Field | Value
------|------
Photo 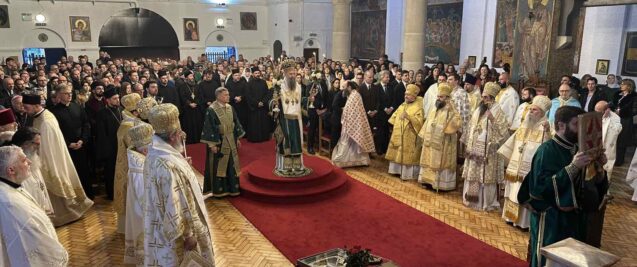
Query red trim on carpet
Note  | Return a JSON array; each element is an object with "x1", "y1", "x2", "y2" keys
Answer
[{"x1": 188, "y1": 140, "x2": 527, "y2": 267}]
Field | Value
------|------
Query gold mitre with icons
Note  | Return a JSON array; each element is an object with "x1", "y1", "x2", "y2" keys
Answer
[
  {"x1": 483, "y1": 82, "x2": 500, "y2": 97},
  {"x1": 406, "y1": 84, "x2": 420, "y2": 96},
  {"x1": 531, "y1": 95, "x2": 552, "y2": 113},
  {"x1": 128, "y1": 122, "x2": 154, "y2": 149},
  {"x1": 137, "y1": 97, "x2": 158, "y2": 120},
  {"x1": 281, "y1": 59, "x2": 296, "y2": 70},
  {"x1": 149, "y1": 103, "x2": 181, "y2": 134},
  {"x1": 121, "y1": 93, "x2": 142, "y2": 112},
  {"x1": 437, "y1": 82, "x2": 452, "y2": 97}
]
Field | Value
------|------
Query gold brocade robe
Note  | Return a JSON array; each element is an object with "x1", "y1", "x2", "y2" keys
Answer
[
  {"x1": 114, "y1": 110, "x2": 141, "y2": 215},
  {"x1": 461, "y1": 103, "x2": 510, "y2": 185},
  {"x1": 418, "y1": 103, "x2": 461, "y2": 171},
  {"x1": 385, "y1": 97, "x2": 424, "y2": 165},
  {"x1": 467, "y1": 89, "x2": 481, "y2": 113},
  {"x1": 143, "y1": 136, "x2": 214, "y2": 266}
]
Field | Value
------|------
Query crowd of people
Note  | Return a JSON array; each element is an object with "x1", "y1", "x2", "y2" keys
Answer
[{"x1": 0, "y1": 50, "x2": 636, "y2": 266}]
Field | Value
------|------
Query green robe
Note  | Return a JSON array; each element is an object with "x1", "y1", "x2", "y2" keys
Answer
[
  {"x1": 200, "y1": 101, "x2": 245, "y2": 197},
  {"x1": 518, "y1": 135, "x2": 608, "y2": 267}
]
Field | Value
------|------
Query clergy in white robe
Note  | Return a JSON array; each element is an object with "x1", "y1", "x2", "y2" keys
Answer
[
  {"x1": 497, "y1": 96, "x2": 551, "y2": 228},
  {"x1": 331, "y1": 83, "x2": 375, "y2": 167},
  {"x1": 144, "y1": 104, "x2": 214, "y2": 266},
  {"x1": 22, "y1": 93, "x2": 93, "y2": 226},
  {"x1": 124, "y1": 123, "x2": 153, "y2": 265},
  {"x1": 595, "y1": 101, "x2": 622, "y2": 179},
  {"x1": 418, "y1": 83, "x2": 461, "y2": 190},
  {"x1": 422, "y1": 76, "x2": 446, "y2": 119},
  {"x1": 10, "y1": 127, "x2": 53, "y2": 215},
  {"x1": 462, "y1": 82, "x2": 510, "y2": 211},
  {"x1": 0, "y1": 146, "x2": 68, "y2": 266},
  {"x1": 495, "y1": 73, "x2": 520, "y2": 126}
]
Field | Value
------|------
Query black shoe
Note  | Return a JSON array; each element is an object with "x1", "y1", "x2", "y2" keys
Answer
[{"x1": 308, "y1": 147, "x2": 315, "y2": 154}]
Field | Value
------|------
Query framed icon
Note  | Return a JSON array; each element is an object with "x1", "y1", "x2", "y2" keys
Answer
[{"x1": 595, "y1": 59, "x2": 609, "y2": 75}]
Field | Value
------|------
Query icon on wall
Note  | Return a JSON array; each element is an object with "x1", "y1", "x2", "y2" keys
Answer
[
  {"x1": 596, "y1": 59, "x2": 609, "y2": 75},
  {"x1": 70, "y1": 16, "x2": 91, "y2": 42},
  {"x1": 240, "y1": 12, "x2": 257, "y2": 31},
  {"x1": 0, "y1": 5, "x2": 10, "y2": 28},
  {"x1": 184, "y1": 18, "x2": 199, "y2": 41}
]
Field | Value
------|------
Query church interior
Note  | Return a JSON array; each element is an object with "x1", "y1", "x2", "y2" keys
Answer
[{"x1": 1, "y1": 0, "x2": 637, "y2": 266}]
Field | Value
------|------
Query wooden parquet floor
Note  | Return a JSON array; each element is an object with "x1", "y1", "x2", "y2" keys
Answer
[{"x1": 58, "y1": 153, "x2": 637, "y2": 267}]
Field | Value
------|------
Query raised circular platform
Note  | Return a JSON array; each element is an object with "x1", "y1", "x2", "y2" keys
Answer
[{"x1": 239, "y1": 156, "x2": 348, "y2": 201}]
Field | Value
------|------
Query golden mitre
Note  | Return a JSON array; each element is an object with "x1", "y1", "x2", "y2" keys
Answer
[
  {"x1": 148, "y1": 103, "x2": 181, "y2": 134},
  {"x1": 128, "y1": 122, "x2": 154, "y2": 149},
  {"x1": 531, "y1": 95, "x2": 551, "y2": 113},
  {"x1": 121, "y1": 93, "x2": 142, "y2": 112},
  {"x1": 137, "y1": 97, "x2": 158, "y2": 120},
  {"x1": 281, "y1": 59, "x2": 296, "y2": 70},
  {"x1": 438, "y1": 82, "x2": 452, "y2": 97},
  {"x1": 406, "y1": 84, "x2": 420, "y2": 96},
  {"x1": 483, "y1": 82, "x2": 500, "y2": 97}
]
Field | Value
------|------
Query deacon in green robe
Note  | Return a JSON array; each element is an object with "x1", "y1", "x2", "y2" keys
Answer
[
  {"x1": 200, "y1": 87, "x2": 245, "y2": 197},
  {"x1": 518, "y1": 106, "x2": 608, "y2": 267}
]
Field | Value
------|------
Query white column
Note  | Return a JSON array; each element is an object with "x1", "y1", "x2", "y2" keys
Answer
[
  {"x1": 401, "y1": 0, "x2": 427, "y2": 70},
  {"x1": 331, "y1": 0, "x2": 352, "y2": 62}
]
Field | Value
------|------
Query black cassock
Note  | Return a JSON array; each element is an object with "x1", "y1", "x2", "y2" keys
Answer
[
  {"x1": 158, "y1": 82, "x2": 181, "y2": 107},
  {"x1": 245, "y1": 77, "x2": 271, "y2": 142},
  {"x1": 226, "y1": 78, "x2": 249, "y2": 133},
  {"x1": 178, "y1": 79, "x2": 205, "y2": 144},
  {"x1": 51, "y1": 102, "x2": 94, "y2": 199},
  {"x1": 199, "y1": 79, "x2": 221, "y2": 106},
  {"x1": 95, "y1": 105, "x2": 122, "y2": 200}
]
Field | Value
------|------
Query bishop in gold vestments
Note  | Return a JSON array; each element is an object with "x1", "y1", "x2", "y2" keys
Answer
[
  {"x1": 418, "y1": 83, "x2": 461, "y2": 190},
  {"x1": 114, "y1": 93, "x2": 142, "y2": 233},
  {"x1": 461, "y1": 82, "x2": 510, "y2": 211},
  {"x1": 386, "y1": 84, "x2": 424, "y2": 180},
  {"x1": 497, "y1": 95, "x2": 552, "y2": 228}
]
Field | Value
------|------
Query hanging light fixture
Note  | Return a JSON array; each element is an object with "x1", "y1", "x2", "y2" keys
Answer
[{"x1": 35, "y1": 14, "x2": 46, "y2": 23}]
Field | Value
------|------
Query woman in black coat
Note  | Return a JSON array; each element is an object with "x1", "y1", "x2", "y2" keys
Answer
[{"x1": 611, "y1": 79, "x2": 637, "y2": 165}]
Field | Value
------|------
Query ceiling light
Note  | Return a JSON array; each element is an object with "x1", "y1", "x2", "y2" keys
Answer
[
  {"x1": 35, "y1": 14, "x2": 46, "y2": 23},
  {"x1": 216, "y1": 18, "x2": 225, "y2": 26}
]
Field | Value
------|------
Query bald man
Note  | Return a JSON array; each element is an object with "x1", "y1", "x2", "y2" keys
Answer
[
  {"x1": 596, "y1": 101, "x2": 622, "y2": 178},
  {"x1": 548, "y1": 84, "x2": 581, "y2": 129}
]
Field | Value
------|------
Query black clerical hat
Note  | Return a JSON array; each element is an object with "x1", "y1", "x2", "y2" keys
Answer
[
  {"x1": 21, "y1": 94, "x2": 41, "y2": 105},
  {"x1": 464, "y1": 74, "x2": 477, "y2": 85},
  {"x1": 182, "y1": 70, "x2": 193, "y2": 77},
  {"x1": 231, "y1": 68, "x2": 240, "y2": 74},
  {"x1": 104, "y1": 87, "x2": 118, "y2": 99}
]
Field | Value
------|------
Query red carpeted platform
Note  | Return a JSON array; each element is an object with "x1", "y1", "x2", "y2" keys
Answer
[{"x1": 188, "y1": 140, "x2": 527, "y2": 267}]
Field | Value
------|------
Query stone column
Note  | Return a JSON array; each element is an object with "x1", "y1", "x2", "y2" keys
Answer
[
  {"x1": 332, "y1": 0, "x2": 352, "y2": 62},
  {"x1": 401, "y1": 0, "x2": 427, "y2": 70}
]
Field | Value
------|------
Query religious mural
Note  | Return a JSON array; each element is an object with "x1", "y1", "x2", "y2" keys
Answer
[
  {"x1": 492, "y1": 0, "x2": 518, "y2": 68},
  {"x1": 70, "y1": 16, "x2": 91, "y2": 42},
  {"x1": 622, "y1": 32, "x2": 637, "y2": 77},
  {"x1": 350, "y1": 0, "x2": 387, "y2": 60},
  {"x1": 510, "y1": 0, "x2": 555, "y2": 81},
  {"x1": 424, "y1": 2, "x2": 463, "y2": 65},
  {"x1": 240, "y1": 12, "x2": 258, "y2": 31},
  {"x1": 183, "y1": 18, "x2": 200, "y2": 41}
]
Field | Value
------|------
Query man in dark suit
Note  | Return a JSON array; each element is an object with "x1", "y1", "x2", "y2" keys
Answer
[
  {"x1": 393, "y1": 70, "x2": 410, "y2": 108},
  {"x1": 306, "y1": 72, "x2": 329, "y2": 154},
  {"x1": 1, "y1": 78, "x2": 15, "y2": 108},
  {"x1": 359, "y1": 70, "x2": 379, "y2": 143},
  {"x1": 374, "y1": 70, "x2": 394, "y2": 155},
  {"x1": 157, "y1": 70, "x2": 180, "y2": 107},
  {"x1": 579, "y1": 77, "x2": 608, "y2": 112}
]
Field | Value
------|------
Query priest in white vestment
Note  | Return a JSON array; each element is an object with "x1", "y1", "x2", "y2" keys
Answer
[
  {"x1": 143, "y1": 104, "x2": 214, "y2": 266},
  {"x1": 10, "y1": 127, "x2": 54, "y2": 215},
  {"x1": 495, "y1": 73, "x2": 520, "y2": 126},
  {"x1": 124, "y1": 123, "x2": 153, "y2": 265},
  {"x1": 510, "y1": 87, "x2": 536, "y2": 131},
  {"x1": 595, "y1": 101, "x2": 622, "y2": 179},
  {"x1": 22, "y1": 93, "x2": 93, "y2": 226},
  {"x1": 497, "y1": 96, "x2": 551, "y2": 228},
  {"x1": 422, "y1": 75, "x2": 447, "y2": 119},
  {"x1": 462, "y1": 82, "x2": 510, "y2": 211},
  {"x1": 331, "y1": 81, "x2": 375, "y2": 167},
  {"x1": 0, "y1": 146, "x2": 68, "y2": 266}
]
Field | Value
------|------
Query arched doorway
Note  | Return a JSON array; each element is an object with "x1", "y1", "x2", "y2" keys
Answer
[
  {"x1": 21, "y1": 28, "x2": 67, "y2": 66},
  {"x1": 99, "y1": 8, "x2": 179, "y2": 59},
  {"x1": 273, "y1": 40, "x2": 283, "y2": 60},
  {"x1": 204, "y1": 30, "x2": 237, "y2": 62}
]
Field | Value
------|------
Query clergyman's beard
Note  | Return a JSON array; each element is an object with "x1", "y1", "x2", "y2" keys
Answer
[
  {"x1": 435, "y1": 99, "x2": 446, "y2": 109},
  {"x1": 285, "y1": 77, "x2": 296, "y2": 90},
  {"x1": 564, "y1": 126, "x2": 578, "y2": 144},
  {"x1": 479, "y1": 101, "x2": 489, "y2": 117},
  {"x1": 521, "y1": 96, "x2": 532, "y2": 104}
]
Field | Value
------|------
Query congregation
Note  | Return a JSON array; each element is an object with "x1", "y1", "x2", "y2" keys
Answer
[{"x1": 0, "y1": 50, "x2": 636, "y2": 266}]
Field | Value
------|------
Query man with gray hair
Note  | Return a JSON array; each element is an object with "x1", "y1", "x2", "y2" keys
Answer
[
  {"x1": 0, "y1": 145, "x2": 68, "y2": 266},
  {"x1": 201, "y1": 87, "x2": 245, "y2": 198}
]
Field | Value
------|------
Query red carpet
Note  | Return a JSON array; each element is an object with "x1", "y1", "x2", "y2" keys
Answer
[{"x1": 188, "y1": 140, "x2": 527, "y2": 267}]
